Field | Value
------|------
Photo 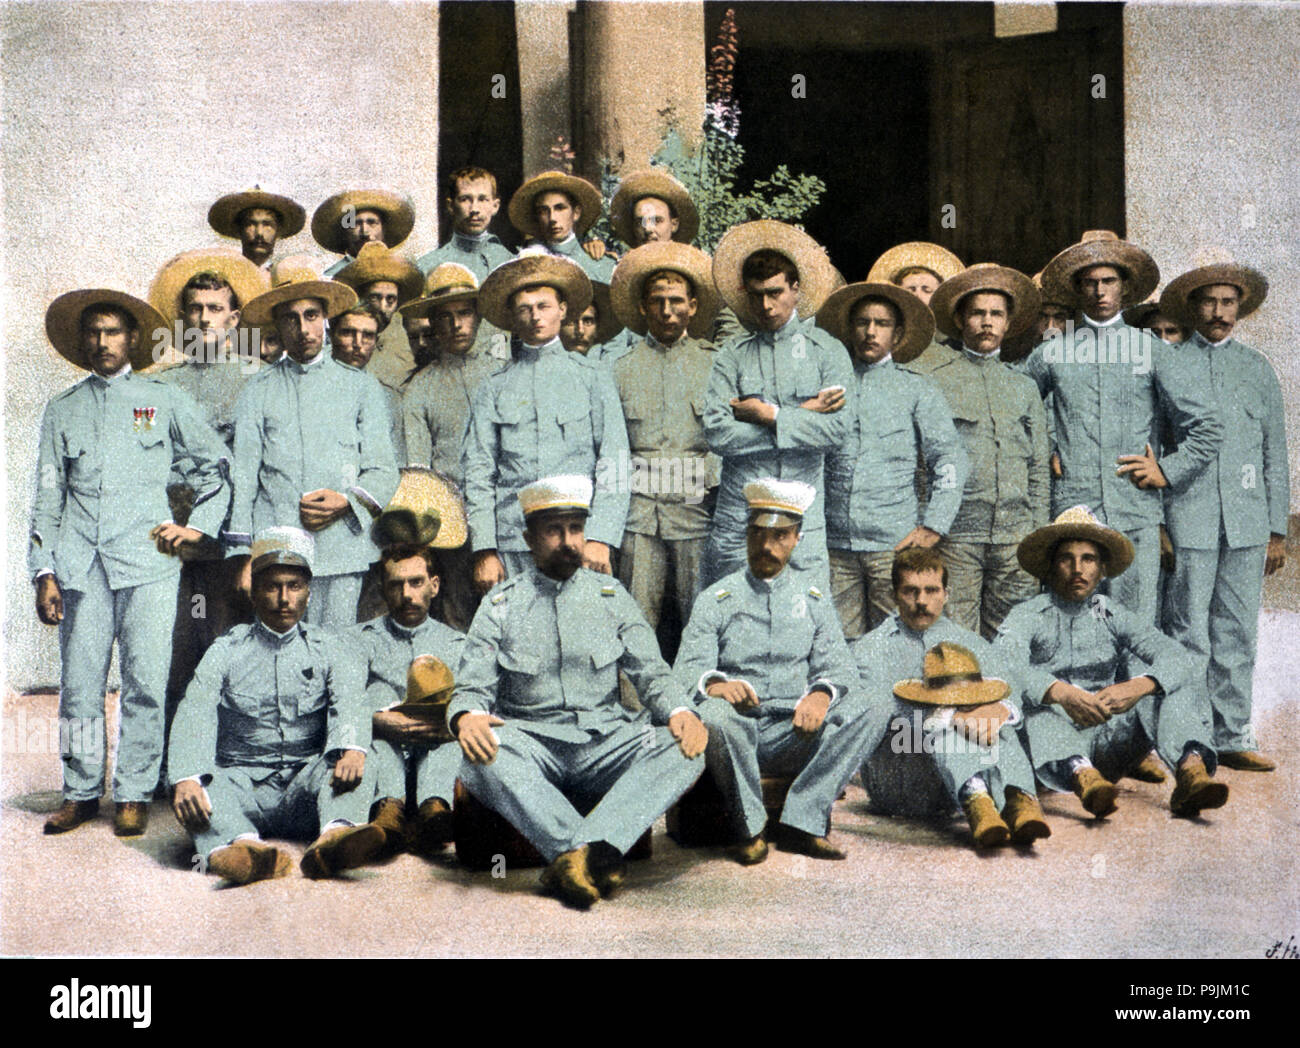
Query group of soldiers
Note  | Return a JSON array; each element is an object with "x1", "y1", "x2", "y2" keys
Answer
[{"x1": 27, "y1": 161, "x2": 1289, "y2": 907}]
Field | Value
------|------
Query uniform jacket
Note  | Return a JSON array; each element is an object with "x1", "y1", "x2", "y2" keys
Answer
[
  {"x1": 416, "y1": 232, "x2": 515, "y2": 281},
  {"x1": 350, "y1": 613, "x2": 466, "y2": 713},
  {"x1": 542, "y1": 235, "x2": 616, "y2": 282},
  {"x1": 402, "y1": 345, "x2": 503, "y2": 484}
]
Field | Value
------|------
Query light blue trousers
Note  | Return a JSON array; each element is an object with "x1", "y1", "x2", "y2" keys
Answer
[{"x1": 369, "y1": 738, "x2": 463, "y2": 806}]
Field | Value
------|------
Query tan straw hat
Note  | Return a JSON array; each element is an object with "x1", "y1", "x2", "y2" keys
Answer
[
  {"x1": 208, "y1": 186, "x2": 306, "y2": 240},
  {"x1": 609, "y1": 168, "x2": 699, "y2": 247},
  {"x1": 147, "y1": 247, "x2": 269, "y2": 325},
  {"x1": 45, "y1": 289, "x2": 170, "y2": 372},
  {"x1": 893, "y1": 643, "x2": 1011, "y2": 708},
  {"x1": 929, "y1": 263, "x2": 1041, "y2": 340},
  {"x1": 311, "y1": 188, "x2": 416, "y2": 254},
  {"x1": 478, "y1": 252, "x2": 592, "y2": 332},
  {"x1": 239, "y1": 254, "x2": 357, "y2": 327},
  {"x1": 1040, "y1": 230, "x2": 1159, "y2": 309},
  {"x1": 1159, "y1": 247, "x2": 1268, "y2": 327},
  {"x1": 400, "y1": 655, "x2": 457, "y2": 742},
  {"x1": 609, "y1": 241, "x2": 718, "y2": 338},
  {"x1": 712, "y1": 220, "x2": 837, "y2": 330},
  {"x1": 375, "y1": 467, "x2": 468, "y2": 550},
  {"x1": 334, "y1": 242, "x2": 424, "y2": 307},
  {"x1": 1017, "y1": 504, "x2": 1135, "y2": 582},
  {"x1": 508, "y1": 170, "x2": 604, "y2": 239},
  {"x1": 815, "y1": 281, "x2": 936, "y2": 365},
  {"x1": 866, "y1": 241, "x2": 965, "y2": 286},
  {"x1": 400, "y1": 263, "x2": 480, "y2": 322}
]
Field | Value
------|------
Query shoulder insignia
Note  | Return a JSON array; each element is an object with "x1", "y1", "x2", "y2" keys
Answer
[
  {"x1": 490, "y1": 591, "x2": 508, "y2": 605},
  {"x1": 601, "y1": 585, "x2": 617, "y2": 597},
  {"x1": 808, "y1": 586, "x2": 823, "y2": 600},
  {"x1": 715, "y1": 588, "x2": 731, "y2": 601}
]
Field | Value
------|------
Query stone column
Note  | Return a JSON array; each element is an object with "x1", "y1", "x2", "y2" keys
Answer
[{"x1": 515, "y1": 0, "x2": 576, "y2": 177}]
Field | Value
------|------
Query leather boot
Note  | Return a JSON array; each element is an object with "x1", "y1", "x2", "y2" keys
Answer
[
  {"x1": 1072, "y1": 766, "x2": 1118, "y2": 818},
  {"x1": 1002, "y1": 788, "x2": 1051, "y2": 845},
  {"x1": 539, "y1": 845, "x2": 600, "y2": 909},
  {"x1": 300, "y1": 823, "x2": 386, "y2": 879},
  {"x1": 113, "y1": 801, "x2": 149, "y2": 837},
  {"x1": 208, "y1": 840, "x2": 292, "y2": 885},
  {"x1": 43, "y1": 799, "x2": 99, "y2": 835},
  {"x1": 1218, "y1": 750, "x2": 1276, "y2": 772},
  {"x1": 962, "y1": 792, "x2": 1009, "y2": 848},
  {"x1": 1128, "y1": 751, "x2": 1168, "y2": 783},
  {"x1": 369, "y1": 797, "x2": 407, "y2": 858},
  {"x1": 1170, "y1": 754, "x2": 1230, "y2": 817},
  {"x1": 408, "y1": 797, "x2": 454, "y2": 858}
]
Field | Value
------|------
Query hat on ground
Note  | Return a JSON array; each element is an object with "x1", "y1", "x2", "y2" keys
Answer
[
  {"x1": 375, "y1": 467, "x2": 468, "y2": 550},
  {"x1": 477, "y1": 253, "x2": 592, "y2": 332},
  {"x1": 400, "y1": 263, "x2": 479, "y2": 322},
  {"x1": 251, "y1": 526, "x2": 315, "y2": 577},
  {"x1": 334, "y1": 242, "x2": 424, "y2": 307},
  {"x1": 1017, "y1": 504, "x2": 1136, "y2": 582},
  {"x1": 866, "y1": 241, "x2": 965, "y2": 287},
  {"x1": 815, "y1": 281, "x2": 936, "y2": 365},
  {"x1": 609, "y1": 168, "x2": 699, "y2": 247},
  {"x1": 1159, "y1": 248, "x2": 1268, "y2": 327},
  {"x1": 45, "y1": 289, "x2": 170, "y2": 372},
  {"x1": 893, "y1": 643, "x2": 1010, "y2": 708},
  {"x1": 208, "y1": 186, "x2": 307, "y2": 240},
  {"x1": 518, "y1": 475, "x2": 594, "y2": 519},
  {"x1": 744, "y1": 477, "x2": 816, "y2": 529},
  {"x1": 1040, "y1": 230, "x2": 1160, "y2": 309},
  {"x1": 713, "y1": 220, "x2": 838, "y2": 330},
  {"x1": 508, "y1": 170, "x2": 604, "y2": 240},
  {"x1": 929, "y1": 263, "x2": 1041, "y2": 341},
  {"x1": 610, "y1": 241, "x2": 719, "y2": 338},
  {"x1": 239, "y1": 255, "x2": 357, "y2": 328},
  {"x1": 147, "y1": 247, "x2": 270, "y2": 325},
  {"x1": 311, "y1": 188, "x2": 416, "y2": 254}
]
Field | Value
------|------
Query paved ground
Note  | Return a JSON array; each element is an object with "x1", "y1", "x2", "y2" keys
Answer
[{"x1": 2, "y1": 611, "x2": 1296, "y2": 959}]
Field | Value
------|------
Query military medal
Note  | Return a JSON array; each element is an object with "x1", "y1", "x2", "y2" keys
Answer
[
  {"x1": 132, "y1": 407, "x2": 143, "y2": 432},
  {"x1": 133, "y1": 406, "x2": 156, "y2": 431}
]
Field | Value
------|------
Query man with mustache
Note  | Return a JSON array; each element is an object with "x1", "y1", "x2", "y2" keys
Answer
[
  {"x1": 417, "y1": 167, "x2": 515, "y2": 281},
  {"x1": 336, "y1": 242, "x2": 424, "y2": 395},
  {"x1": 994, "y1": 507, "x2": 1227, "y2": 818},
  {"x1": 208, "y1": 186, "x2": 306, "y2": 269},
  {"x1": 507, "y1": 171, "x2": 615, "y2": 282},
  {"x1": 312, "y1": 187, "x2": 416, "y2": 279},
  {"x1": 450, "y1": 476, "x2": 707, "y2": 909},
  {"x1": 328, "y1": 301, "x2": 406, "y2": 463}
]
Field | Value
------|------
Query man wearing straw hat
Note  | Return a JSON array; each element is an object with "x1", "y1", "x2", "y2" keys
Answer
[
  {"x1": 312, "y1": 186, "x2": 416, "y2": 278},
  {"x1": 1025, "y1": 231, "x2": 1224, "y2": 626},
  {"x1": 170, "y1": 526, "x2": 390, "y2": 884},
  {"x1": 994, "y1": 506, "x2": 1227, "y2": 817},
  {"x1": 228, "y1": 256, "x2": 400, "y2": 627},
  {"x1": 507, "y1": 170, "x2": 616, "y2": 282},
  {"x1": 816, "y1": 280, "x2": 968, "y2": 639},
  {"x1": 451, "y1": 476, "x2": 707, "y2": 909},
  {"x1": 418, "y1": 166, "x2": 516, "y2": 280},
  {"x1": 207, "y1": 185, "x2": 307, "y2": 269},
  {"x1": 701, "y1": 219, "x2": 851, "y2": 591},
  {"x1": 923, "y1": 263, "x2": 1049, "y2": 638},
  {"x1": 461, "y1": 252, "x2": 629, "y2": 592},
  {"x1": 1157, "y1": 255, "x2": 1287, "y2": 772},
  {"x1": 32, "y1": 288, "x2": 231, "y2": 836},
  {"x1": 865, "y1": 241, "x2": 965, "y2": 375},
  {"x1": 674, "y1": 478, "x2": 870, "y2": 864},
  {"x1": 335, "y1": 241, "x2": 424, "y2": 393},
  {"x1": 605, "y1": 241, "x2": 721, "y2": 640}
]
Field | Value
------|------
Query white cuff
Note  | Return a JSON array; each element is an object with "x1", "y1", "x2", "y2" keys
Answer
[
  {"x1": 696, "y1": 670, "x2": 729, "y2": 701},
  {"x1": 999, "y1": 701, "x2": 1021, "y2": 727},
  {"x1": 807, "y1": 679, "x2": 838, "y2": 706}
]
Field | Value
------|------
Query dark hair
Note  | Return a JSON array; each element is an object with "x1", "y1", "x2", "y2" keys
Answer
[
  {"x1": 510, "y1": 282, "x2": 566, "y2": 308},
  {"x1": 642, "y1": 268, "x2": 696, "y2": 299},
  {"x1": 892, "y1": 547, "x2": 949, "y2": 592},
  {"x1": 1048, "y1": 536, "x2": 1108, "y2": 572},
  {"x1": 741, "y1": 249, "x2": 799, "y2": 286},
  {"x1": 446, "y1": 166, "x2": 498, "y2": 199},
  {"x1": 182, "y1": 271, "x2": 239, "y2": 310},
  {"x1": 894, "y1": 265, "x2": 941, "y2": 285},
  {"x1": 956, "y1": 288, "x2": 1013, "y2": 319},
  {"x1": 236, "y1": 204, "x2": 283, "y2": 228},
  {"x1": 850, "y1": 294, "x2": 903, "y2": 328},
  {"x1": 80, "y1": 303, "x2": 137, "y2": 333},
  {"x1": 333, "y1": 302, "x2": 385, "y2": 327},
  {"x1": 379, "y1": 543, "x2": 439, "y2": 579}
]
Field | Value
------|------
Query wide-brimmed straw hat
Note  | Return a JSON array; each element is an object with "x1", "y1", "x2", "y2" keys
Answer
[
  {"x1": 400, "y1": 263, "x2": 479, "y2": 322},
  {"x1": 239, "y1": 254, "x2": 357, "y2": 327},
  {"x1": 375, "y1": 467, "x2": 468, "y2": 550},
  {"x1": 609, "y1": 241, "x2": 718, "y2": 338},
  {"x1": 1017, "y1": 504, "x2": 1135, "y2": 582},
  {"x1": 334, "y1": 242, "x2": 424, "y2": 307},
  {"x1": 929, "y1": 263, "x2": 1041, "y2": 340},
  {"x1": 45, "y1": 289, "x2": 170, "y2": 372},
  {"x1": 866, "y1": 241, "x2": 965, "y2": 287},
  {"x1": 147, "y1": 247, "x2": 269, "y2": 325},
  {"x1": 609, "y1": 168, "x2": 699, "y2": 247},
  {"x1": 1040, "y1": 230, "x2": 1159, "y2": 309},
  {"x1": 893, "y1": 643, "x2": 1010, "y2": 708},
  {"x1": 712, "y1": 220, "x2": 837, "y2": 330},
  {"x1": 1159, "y1": 248, "x2": 1268, "y2": 326},
  {"x1": 400, "y1": 655, "x2": 457, "y2": 741},
  {"x1": 208, "y1": 186, "x2": 306, "y2": 240},
  {"x1": 478, "y1": 252, "x2": 592, "y2": 332},
  {"x1": 508, "y1": 171, "x2": 604, "y2": 239},
  {"x1": 815, "y1": 281, "x2": 936, "y2": 365},
  {"x1": 311, "y1": 188, "x2": 416, "y2": 254}
]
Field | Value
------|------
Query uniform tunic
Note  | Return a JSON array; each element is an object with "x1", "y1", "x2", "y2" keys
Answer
[
  {"x1": 416, "y1": 231, "x2": 515, "y2": 281},
  {"x1": 542, "y1": 234, "x2": 616, "y2": 282}
]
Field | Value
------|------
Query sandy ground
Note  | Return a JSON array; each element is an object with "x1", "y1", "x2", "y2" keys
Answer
[{"x1": 2, "y1": 611, "x2": 1297, "y2": 959}]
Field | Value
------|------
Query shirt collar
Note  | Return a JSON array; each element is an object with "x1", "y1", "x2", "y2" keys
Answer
[
  {"x1": 453, "y1": 230, "x2": 494, "y2": 246},
  {"x1": 386, "y1": 614, "x2": 429, "y2": 639},
  {"x1": 859, "y1": 353, "x2": 893, "y2": 373},
  {"x1": 255, "y1": 617, "x2": 302, "y2": 644},
  {"x1": 547, "y1": 234, "x2": 579, "y2": 252},
  {"x1": 517, "y1": 335, "x2": 564, "y2": 356},
  {"x1": 1081, "y1": 311, "x2": 1126, "y2": 329},
  {"x1": 961, "y1": 344, "x2": 1001, "y2": 362},
  {"x1": 286, "y1": 350, "x2": 328, "y2": 373},
  {"x1": 744, "y1": 567, "x2": 787, "y2": 592},
  {"x1": 90, "y1": 363, "x2": 133, "y2": 385},
  {"x1": 1047, "y1": 588, "x2": 1094, "y2": 616},
  {"x1": 1191, "y1": 330, "x2": 1232, "y2": 349}
]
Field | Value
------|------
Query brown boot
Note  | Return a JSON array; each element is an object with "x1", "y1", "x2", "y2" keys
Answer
[
  {"x1": 1128, "y1": 751, "x2": 1168, "y2": 783},
  {"x1": 1170, "y1": 754, "x2": 1230, "y2": 817},
  {"x1": 587, "y1": 842, "x2": 628, "y2": 898},
  {"x1": 727, "y1": 833, "x2": 769, "y2": 866},
  {"x1": 775, "y1": 825, "x2": 847, "y2": 860},
  {"x1": 1072, "y1": 766, "x2": 1118, "y2": 818},
  {"x1": 539, "y1": 845, "x2": 600, "y2": 909},
  {"x1": 208, "y1": 840, "x2": 293, "y2": 885},
  {"x1": 962, "y1": 792, "x2": 1009, "y2": 848},
  {"x1": 1002, "y1": 788, "x2": 1051, "y2": 845},
  {"x1": 300, "y1": 823, "x2": 386, "y2": 879},
  {"x1": 113, "y1": 801, "x2": 149, "y2": 837},
  {"x1": 408, "y1": 797, "x2": 454, "y2": 858},
  {"x1": 43, "y1": 799, "x2": 99, "y2": 835},
  {"x1": 1218, "y1": 750, "x2": 1276, "y2": 772},
  {"x1": 369, "y1": 797, "x2": 407, "y2": 859}
]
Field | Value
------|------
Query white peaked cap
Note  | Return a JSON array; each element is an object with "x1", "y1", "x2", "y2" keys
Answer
[
  {"x1": 744, "y1": 477, "x2": 816, "y2": 528},
  {"x1": 251, "y1": 526, "x2": 316, "y2": 576},
  {"x1": 518, "y1": 475, "x2": 594, "y2": 518}
]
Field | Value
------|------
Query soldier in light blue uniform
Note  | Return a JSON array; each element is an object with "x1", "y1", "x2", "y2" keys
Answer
[
  {"x1": 995, "y1": 506, "x2": 1226, "y2": 819},
  {"x1": 311, "y1": 187, "x2": 416, "y2": 279},
  {"x1": 701, "y1": 220, "x2": 852, "y2": 592},
  {"x1": 207, "y1": 185, "x2": 307, "y2": 270},
  {"x1": 450, "y1": 476, "x2": 707, "y2": 908},
  {"x1": 865, "y1": 240, "x2": 966, "y2": 376},
  {"x1": 169, "y1": 527, "x2": 389, "y2": 885},
  {"x1": 335, "y1": 241, "x2": 424, "y2": 394},
  {"x1": 506, "y1": 170, "x2": 616, "y2": 283},
  {"x1": 416, "y1": 166, "x2": 515, "y2": 279},
  {"x1": 1158, "y1": 258, "x2": 1289, "y2": 772},
  {"x1": 815, "y1": 280, "x2": 969, "y2": 639},
  {"x1": 1027, "y1": 231, "x2": 1224, "y2": 624},
  {"x1": 328, "y1": 301, "x2": 407, "y2": 465},
  {"x1": 561, "y1": 281, "x2": 628, "y2": 364},
  {"x1": 32, "y1": 289, "x2": 232, "y2": 837},
  {"x1": 460, "y1": 253, "x2": 629, "y2": 594},
  {"x1": 674, "y1": 479, "x2": 873, "y2": 863},
  {"x1": 228, "y1": 258, "x2": 400, "y2": 627}
]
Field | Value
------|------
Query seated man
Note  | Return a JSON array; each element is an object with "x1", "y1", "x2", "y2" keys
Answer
[
  {"x1": 673, "y1": 479, "x2": 872, "y2": 864},
  {"x1": 994, "y1": 506, "x2": 1227, "y2": 819},
  {"x1": 352, "y1": 543, "x2": 466, "y2": 857},
  {"x1": 449, "y1": 476, "x2": 708, "y2": 909},
  {"x1": 169, "y1": 527, "x2": 388, "y2": 885},
  {"x1": 850, "y1": 547, "x2": 1049, "y2": 849}
]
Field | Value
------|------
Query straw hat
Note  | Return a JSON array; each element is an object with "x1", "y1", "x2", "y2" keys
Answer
[
  {"x1": 609, "y1": 168, "x2": 699, "y2": 247},
  {"x1": 147, "y1": 247, "x2": 269, "y2": 325},
  {"x1": 814, "y1": 281, "x2": 936, "y2": 365},
  {"x1": 334, "y1": 242, "x2": 424, "y2": 307},
  {"x1": 929, "y1": 263, "x2": 1041, "y2": 340},
  {"x1": 478, "y1": 253, "x2": 592, "y2": 332},
  {"x1": 1017, "y1": 505, "x2": 1135, "y2": 582},
  {"x1": 374, "y1": 467, "x2": 468, "y2": 550},
  {"x1": 208, "y1": 186, "x2": 306, "y2": 240},
  {"x1": 1159, "y1": 248, "x2": 1268, "y2": 327},
  {"x1": 866, "y1": 241, "x2": 964, "y2": 286},
  {"x1": 45, "y1": 289, "x2": 170, "y2": 372},
  {"x1": 609, "y1": 241, "x2": 718, "y2": 338},
  {"x1": 1040, "y1": 231, "x2": 1159, "y2": 309},
  {"x1": 508, "y1": 171, "x2": 604, "y2": 240},
  {"x1": 712, "y1": 220, "x2": 837, "y2": 330},
  {"x1": 400, "y1": 655, "x2": 457, "y2": 742},
  {"x1": 311, "y1": 188, "x2": 416, "y2": 254},
  {"x1": 239, "y1": 254, "x2": 357, "y2": 328},
  {"x1": 400, "y1": 263, "x2": 479, "y2": 322},
  {"x1": 893, "y1": 643, "x2": 1010, "y2": 708}
]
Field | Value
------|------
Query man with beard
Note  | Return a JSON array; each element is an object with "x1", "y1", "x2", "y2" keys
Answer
[{"x1": 207, "y1": 186, "x2": 306, "y2": 269}]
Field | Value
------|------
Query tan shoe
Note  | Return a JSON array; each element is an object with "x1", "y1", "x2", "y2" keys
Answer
[
  {"x1": 727, "y1": 833, "x2": 769, "y2": 866},
  {"x1": 1170, "y1": 754, "x2": 1230, "y2": 817},
  {"x1": 1002, "y1": 788, "x2": 1051, "y2": 845},
  {"x1": 1128, "y1": 751, "x2": 1168, "y2": 783},
  {"x1": 43, "y1": 799, "x2": 99, "y2": 835},
  {"x1": 962, "y1": 792, "x2": 1009, "y2": 848},
  {"x1": 300, "y1": 823, "x2": 386, "y2": 879},
  {"x1": 408, "y1": 797, "x2": 454, "y2": 858},
  {"x1": 1218, "y1": 750, "x2": 1276, "y2": 772},
  {"x1": 775, "y1": 825, "x2": 847, "y2": 860},
  {"x1": 587, "y1": 842, "x2": 628, "y2": 898},
  {"x1": 369, "y1": 797, "x2": 407, "y2": 858},
  {"x1": 208, "y1": 840, "x2": 293, "y2": 885},
  {"x1": 1072, "y1": 766, "x2": 1118, "y2": 818},
  {"x1": 113, "y1": 801, "x2": 149, "y2": 837},
  {"x1": 539, "y1": 845, "x2": 600, "y2": 909}
]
